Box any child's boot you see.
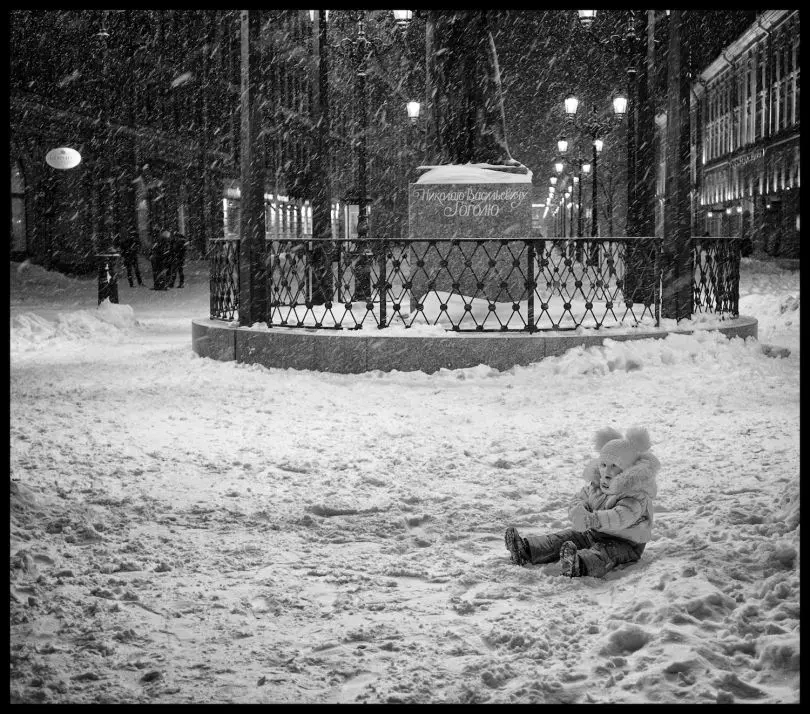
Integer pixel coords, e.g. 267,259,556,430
504,527,530,566
559,540,581,578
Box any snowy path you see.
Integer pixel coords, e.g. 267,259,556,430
9,259,800,703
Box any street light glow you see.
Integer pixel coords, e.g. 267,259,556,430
612,94,628,118
564,96,579,116
582,162,591,174
555,161,564,174
393,10,413,26
557,137,569,154
406,101,421,122
593,138,604,153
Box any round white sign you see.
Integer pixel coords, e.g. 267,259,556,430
45,147,82,170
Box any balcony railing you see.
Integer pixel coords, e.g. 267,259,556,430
208,236,740,331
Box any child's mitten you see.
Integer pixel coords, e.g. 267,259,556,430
571,503,599,532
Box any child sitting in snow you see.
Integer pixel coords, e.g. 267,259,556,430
504,427,660,578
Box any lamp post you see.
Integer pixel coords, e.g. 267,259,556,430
348,12,373,302
575,9,662,306
564,95,625,238
341,10,415,309
568,193,575,239
574,9,658,240
309,9,333,306
579,161,591,237
557,139,591,241
94,11,116,252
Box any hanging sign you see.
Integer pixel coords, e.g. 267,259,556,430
45,147,82,170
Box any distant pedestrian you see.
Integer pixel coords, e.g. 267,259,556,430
504,427,660,578
167,230,187,288
150,229,172,290
116,231,143,288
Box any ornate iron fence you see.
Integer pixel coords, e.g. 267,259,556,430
209,237,239,321
692,236,740,317
208,236,740,330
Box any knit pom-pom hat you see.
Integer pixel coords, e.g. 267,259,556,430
595,426,652,472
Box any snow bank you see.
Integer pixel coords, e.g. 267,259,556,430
417,163,533,184
10,301,137,353
9,257,800,704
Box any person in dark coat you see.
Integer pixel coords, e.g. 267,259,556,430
166,230,187,288
116,230,143,288
150,229,172,290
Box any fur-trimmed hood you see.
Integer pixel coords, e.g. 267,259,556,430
582,452,660,499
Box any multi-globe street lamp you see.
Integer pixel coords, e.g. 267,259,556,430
575,10,683,315
323,9,416,304
573,9,660,240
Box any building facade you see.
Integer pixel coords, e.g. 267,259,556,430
9,10,421,274
691,9,800,257
9,10,238,272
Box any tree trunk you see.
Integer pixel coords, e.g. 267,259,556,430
661,10,693,320
238,9,267,326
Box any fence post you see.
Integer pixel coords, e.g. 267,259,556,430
526,239,535,332
378,240,387,329
209,241,216,319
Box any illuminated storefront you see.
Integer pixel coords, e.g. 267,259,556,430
692,10,799,257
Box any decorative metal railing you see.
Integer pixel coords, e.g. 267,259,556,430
209,236,740,330
692,236,740,317
209,237,239,321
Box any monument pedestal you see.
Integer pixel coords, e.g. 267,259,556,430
408,166,533,307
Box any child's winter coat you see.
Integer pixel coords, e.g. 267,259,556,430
568,428,661,544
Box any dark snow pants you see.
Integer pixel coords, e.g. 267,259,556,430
124,255,142,286
524,528,645,578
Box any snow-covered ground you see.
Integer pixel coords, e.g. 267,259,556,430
10,256,799,703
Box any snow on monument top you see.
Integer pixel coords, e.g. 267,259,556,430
416,163,533,184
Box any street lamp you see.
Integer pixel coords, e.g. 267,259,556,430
612,94,628,118
554,160,564,174
339,10,415,308
573,9,661,242
557,137,569,154
406,100,421,125
564,96,625,237
393,10,413,27
349,12,373,302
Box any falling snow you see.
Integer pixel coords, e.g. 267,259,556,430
9,257,799,703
